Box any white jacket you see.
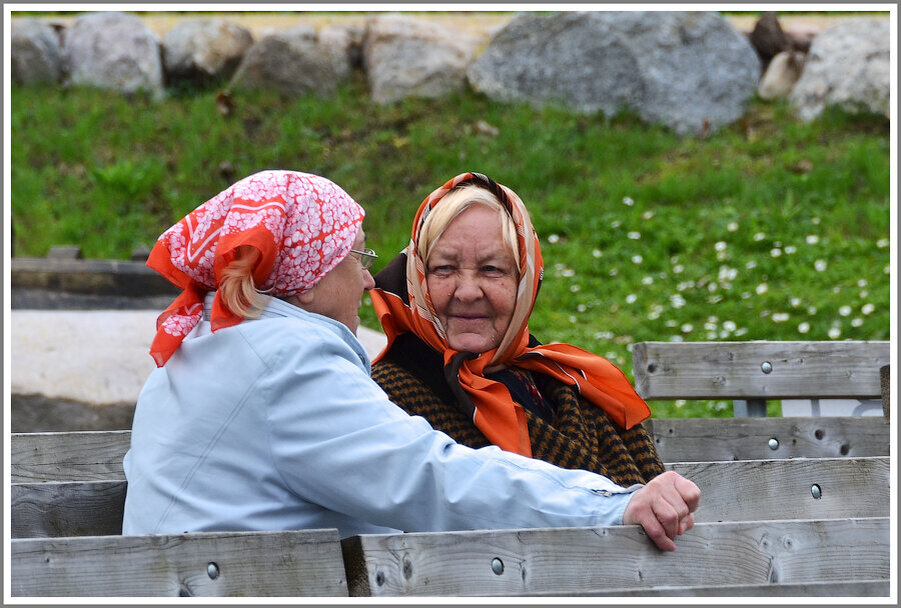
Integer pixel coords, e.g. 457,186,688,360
122,294,640,538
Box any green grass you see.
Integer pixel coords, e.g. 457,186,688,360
10,80,891,418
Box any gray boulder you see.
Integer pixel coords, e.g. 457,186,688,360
162,18,253,85
11,18,63,85
63,11,164,98
789,19,890,121
467,11,761,136
363,13,484,104
229,25,353,97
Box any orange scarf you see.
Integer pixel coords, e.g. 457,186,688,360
369,172,650,457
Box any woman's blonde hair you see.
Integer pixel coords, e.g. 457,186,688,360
218,245,269,318
417,184,520,268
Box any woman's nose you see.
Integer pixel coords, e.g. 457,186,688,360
363,269,376,291
453,273,482,301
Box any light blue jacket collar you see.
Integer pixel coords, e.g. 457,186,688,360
202,292,371,369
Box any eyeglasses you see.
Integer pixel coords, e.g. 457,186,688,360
349,248,378,270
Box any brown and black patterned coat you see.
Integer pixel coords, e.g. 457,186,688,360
372,333,665,488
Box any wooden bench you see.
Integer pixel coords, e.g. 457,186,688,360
11,430,130,483
341,517,890,596
644,416,889,461
11,415,890,484
632,340,890,417
11,335,892,596
12,456,889,539
13,517,888,597
11,528,348,597
529,580,891,597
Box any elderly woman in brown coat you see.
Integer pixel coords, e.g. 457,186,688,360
370,172,666,488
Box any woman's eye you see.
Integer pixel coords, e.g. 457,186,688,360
429,265,454,275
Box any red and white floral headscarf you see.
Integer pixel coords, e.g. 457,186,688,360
148,170,364,367
370,172,650,457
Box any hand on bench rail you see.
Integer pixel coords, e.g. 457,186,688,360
622,470,701,551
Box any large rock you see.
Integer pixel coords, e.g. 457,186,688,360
229,25,353,97
467,11,761,136
363,13,483,104
63,11,164,98
11,18,63,85
162,17,253,85
789,19,890,122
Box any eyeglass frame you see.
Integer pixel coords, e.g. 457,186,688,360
349,248,378,270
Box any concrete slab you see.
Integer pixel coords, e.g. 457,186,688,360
11,310,387,407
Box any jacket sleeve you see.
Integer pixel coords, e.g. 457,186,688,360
262,323,640,533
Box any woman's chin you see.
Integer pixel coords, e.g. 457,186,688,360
447,334,496,354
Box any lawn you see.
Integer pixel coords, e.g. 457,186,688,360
10,78,891,417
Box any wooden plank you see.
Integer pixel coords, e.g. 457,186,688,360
527,580,890,597
11,529,348,597
12,457,887,537
646,416,890,462
632,341,890,400
667,457,889,523
342,517,889,596
11,417,889,488
11,481,125,538
11,430,130,483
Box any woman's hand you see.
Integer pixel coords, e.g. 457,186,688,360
622,471,701,551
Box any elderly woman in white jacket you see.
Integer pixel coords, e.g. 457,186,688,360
122,170,699,551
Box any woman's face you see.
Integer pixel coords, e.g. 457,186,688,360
295,227,375,334
425,204,518,353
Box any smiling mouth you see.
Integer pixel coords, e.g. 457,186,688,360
450,312,488,320
448,315,489,328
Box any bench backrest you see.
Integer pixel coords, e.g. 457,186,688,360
645,416,889,461
669,456,888,523
12,430,130,483
12,457,889,538
528,580,890,597
12,480,125,537
341,517,889,596
11,528,348,597
631,340,890,400
12,416,890,485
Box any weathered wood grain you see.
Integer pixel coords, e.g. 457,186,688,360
632,341,890,400
342,517,889,596
667,457,889,522
646,416,889,462
13,457,887,537
11,480,125,538
11,430,130,483
13,417,890,487
526,580,890,597
11,528,348,597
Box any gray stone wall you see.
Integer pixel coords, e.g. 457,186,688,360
11,11,891,136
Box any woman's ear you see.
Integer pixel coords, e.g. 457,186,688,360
284,288,316,309
296,286,317,306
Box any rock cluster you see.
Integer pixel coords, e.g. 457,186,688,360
11,11,890,136
467,11,761,136
748,11,889,123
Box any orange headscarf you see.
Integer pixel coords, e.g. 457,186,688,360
147,170,364,367
369,172,651,457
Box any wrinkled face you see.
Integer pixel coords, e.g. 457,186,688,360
425,205,518,353
295,227,375,334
